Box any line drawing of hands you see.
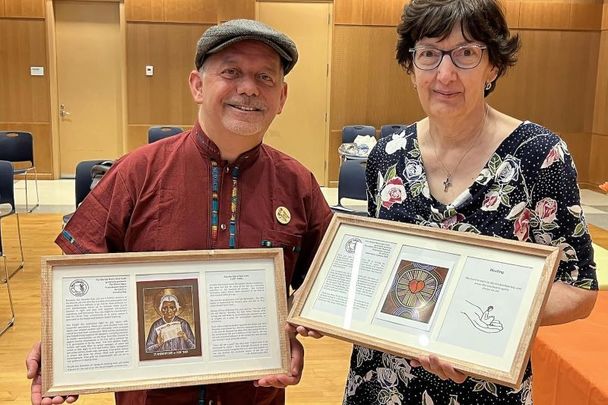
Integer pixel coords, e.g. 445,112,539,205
462,300,504,333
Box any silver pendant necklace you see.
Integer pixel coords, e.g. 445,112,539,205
428,107,488,193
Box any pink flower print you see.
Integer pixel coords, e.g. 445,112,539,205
535,197,558,223
541,145,563,169
441,213,465,229
514,208,531,241
481,191,501,211
380,177,406,209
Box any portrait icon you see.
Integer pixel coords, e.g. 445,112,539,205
136,278,202,361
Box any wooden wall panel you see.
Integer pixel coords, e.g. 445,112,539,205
126,22,208,126
589,133,608,184
488,30,599,134
519,2,571,30
501,0,521,28
216,0,254,22
0,0,4,17
3,0,44,18
603,1,608,29
570,1,603,30
334,0,365,25
164,0,216,23
364,0,403,26
0,19,50,123
125,0,164,22
593,31,608,134
0,123,53,177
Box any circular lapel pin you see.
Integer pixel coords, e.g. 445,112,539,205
275,206,291,225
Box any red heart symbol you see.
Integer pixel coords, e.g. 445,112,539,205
408,279,425,294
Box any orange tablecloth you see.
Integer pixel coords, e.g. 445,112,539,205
532,291,608,405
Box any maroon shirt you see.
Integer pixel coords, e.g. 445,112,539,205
56,122,333,405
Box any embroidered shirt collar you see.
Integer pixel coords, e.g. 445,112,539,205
190,121,261,170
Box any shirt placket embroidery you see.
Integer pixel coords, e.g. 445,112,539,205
209,160,239,249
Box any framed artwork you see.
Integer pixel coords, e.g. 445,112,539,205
288,214,560,388
41,249,289,396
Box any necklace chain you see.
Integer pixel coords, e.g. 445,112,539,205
428,107,488,192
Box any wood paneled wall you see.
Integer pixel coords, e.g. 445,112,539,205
126,22,208,150
0,16,52,176
329,0,608,186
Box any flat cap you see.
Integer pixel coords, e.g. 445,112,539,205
195,19,298,75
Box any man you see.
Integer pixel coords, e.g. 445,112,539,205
26,19,333,405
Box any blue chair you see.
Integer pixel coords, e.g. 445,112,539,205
148,126,183,143
63,160,109,225
0,131,39,212
380,124,408,138
331,159,368,216
0,160,24,285
341,125,376,143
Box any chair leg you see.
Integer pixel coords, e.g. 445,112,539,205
0,256,15,336
0,213,24,283
25,168,40,213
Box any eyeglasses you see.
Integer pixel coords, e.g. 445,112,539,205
409,44,487,70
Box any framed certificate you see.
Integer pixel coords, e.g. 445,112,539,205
288,214,560,388
41,249,290,396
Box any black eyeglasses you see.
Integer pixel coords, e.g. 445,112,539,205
409,44,487,70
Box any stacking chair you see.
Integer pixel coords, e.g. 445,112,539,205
331,159,368,216
0,161,24,283
148,126,183,143
0,131,39,212
380,124,408,138
341,125,376,143
62,160,108,225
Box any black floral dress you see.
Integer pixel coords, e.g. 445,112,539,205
343,121,598,405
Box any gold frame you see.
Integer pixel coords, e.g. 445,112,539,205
42,249,290,396
288,214,560,388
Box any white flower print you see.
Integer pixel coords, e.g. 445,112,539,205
403,159,424,182
507,201,527,220
509,376,532,405
345,370,363,396
475,167,493,185
422,390,434,405
385,132,407,154
376,367,398,389
495,155,521,184
355,345,373,367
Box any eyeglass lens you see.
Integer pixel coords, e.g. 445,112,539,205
412,45,485,70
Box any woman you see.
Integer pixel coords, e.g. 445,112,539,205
343,0,598,403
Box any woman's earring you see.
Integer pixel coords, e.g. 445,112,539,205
484,82,492,91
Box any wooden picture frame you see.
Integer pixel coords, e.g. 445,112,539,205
288,214,561,388
41,249,290,396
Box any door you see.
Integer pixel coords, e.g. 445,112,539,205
55,0,123,177
256,2,331,185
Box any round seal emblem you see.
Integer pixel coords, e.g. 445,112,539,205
344,238,362,254
69,279,89,297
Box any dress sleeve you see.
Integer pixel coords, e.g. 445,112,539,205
365,141,384,218
530,142,598,290
56,159,135,254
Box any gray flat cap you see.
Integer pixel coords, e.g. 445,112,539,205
195,19,298,75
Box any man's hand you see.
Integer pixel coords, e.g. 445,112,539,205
410,354,467,383
254,330,304,388
27,342,79,405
